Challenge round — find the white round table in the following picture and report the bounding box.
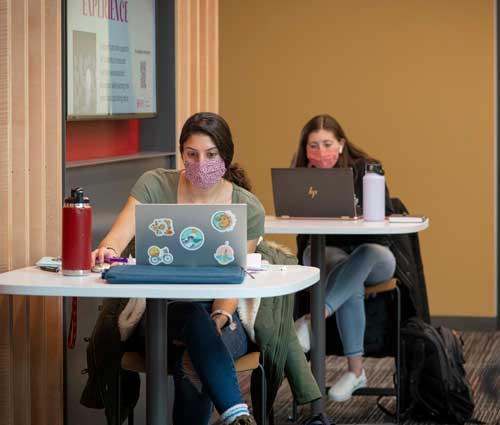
[265,216,430,414]
[265,215,429,235]
[0,265,319,298]
[0,264,319,425]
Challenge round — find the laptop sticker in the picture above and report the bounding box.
[148,218,175,237]
[211,210,237,233]
[179,227,205,251]
[147,245,161,265]
[214,241,235,265]
[147,246,174,265]
[160,247,174,264]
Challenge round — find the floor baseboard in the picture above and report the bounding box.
[431,316,497,331]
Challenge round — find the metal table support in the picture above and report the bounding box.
[146,299,169,425]
[310,234,326,415]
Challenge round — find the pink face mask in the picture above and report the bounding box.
[306,148,340,168]
[184,156,227,189]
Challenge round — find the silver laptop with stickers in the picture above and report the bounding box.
[135,204,247,268]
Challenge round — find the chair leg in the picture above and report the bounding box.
[288,398,298,422]
[258,363,268,425]
[395,286,401,424]
[115,369,121,425]
[117,367,135,425]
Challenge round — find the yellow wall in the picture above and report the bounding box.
[220,0,495,317]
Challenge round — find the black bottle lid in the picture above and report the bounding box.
[365,163,385,175]
[65,187,85,204]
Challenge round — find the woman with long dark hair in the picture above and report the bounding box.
[293,114,396,402]
[92,112,264,425]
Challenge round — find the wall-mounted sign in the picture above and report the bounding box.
[66,0,157,120]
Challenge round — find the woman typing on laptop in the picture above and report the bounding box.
[292,114,396,402]
[90,112,264,425]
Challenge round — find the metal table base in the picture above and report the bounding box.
[146,299,169,425]
[310,234,327,415]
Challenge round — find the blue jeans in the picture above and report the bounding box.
[134,301,248,425]
[303,243,396,357]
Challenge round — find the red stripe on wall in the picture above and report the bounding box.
[66,120,139,162]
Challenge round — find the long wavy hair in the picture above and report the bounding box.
[179,112,252,191]
[292,114,379,178]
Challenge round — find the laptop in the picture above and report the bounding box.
[135,204,247,267]
[271,168,359,219]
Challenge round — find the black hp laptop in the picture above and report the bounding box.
[271,168,359,219]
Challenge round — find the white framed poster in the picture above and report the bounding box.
[66,0,157,119]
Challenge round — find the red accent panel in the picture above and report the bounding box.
[66,120,140,162]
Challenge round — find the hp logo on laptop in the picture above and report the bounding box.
[308,186,318,200]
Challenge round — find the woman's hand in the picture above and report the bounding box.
[91,196,138,267]
[91,247,117,267]
[212,314,229,336]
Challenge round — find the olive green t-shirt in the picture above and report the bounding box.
[130,169,265,241]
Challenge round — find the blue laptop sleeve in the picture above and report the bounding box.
[103,265,246,285]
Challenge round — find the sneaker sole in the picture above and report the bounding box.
[327,379,367,402]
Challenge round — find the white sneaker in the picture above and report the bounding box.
[294,316,312,353]
[328,370,367,402]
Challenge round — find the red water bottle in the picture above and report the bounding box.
[62,187,92,276]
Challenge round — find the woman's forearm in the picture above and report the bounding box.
[212,298,238,315]
[97,236,126,255]
[96,196,138,254]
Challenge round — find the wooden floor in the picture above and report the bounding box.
[219,331,500,425]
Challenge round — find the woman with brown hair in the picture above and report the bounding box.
[293,114,396,402]
[92,112,264,425]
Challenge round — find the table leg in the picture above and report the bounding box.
[310,234,326,415]
[146,299,168,425]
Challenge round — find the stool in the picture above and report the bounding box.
[289,278,401,423]
[118,351,267,425]
[352,278,401,423]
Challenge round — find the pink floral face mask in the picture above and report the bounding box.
[184,156,226,189]
[306,148,339,168]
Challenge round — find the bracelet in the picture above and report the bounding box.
[210,309,233,325]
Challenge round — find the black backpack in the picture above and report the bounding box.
[399,317,475,424]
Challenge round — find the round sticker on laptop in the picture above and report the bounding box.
[147,246,174,265]
[179,227,205,251]
[214,241,235,265]
[211,210,237,233]
[148,218,175,237]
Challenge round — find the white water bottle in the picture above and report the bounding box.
[363,163,385,221]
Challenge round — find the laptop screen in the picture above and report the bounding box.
[271,168,357,218]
